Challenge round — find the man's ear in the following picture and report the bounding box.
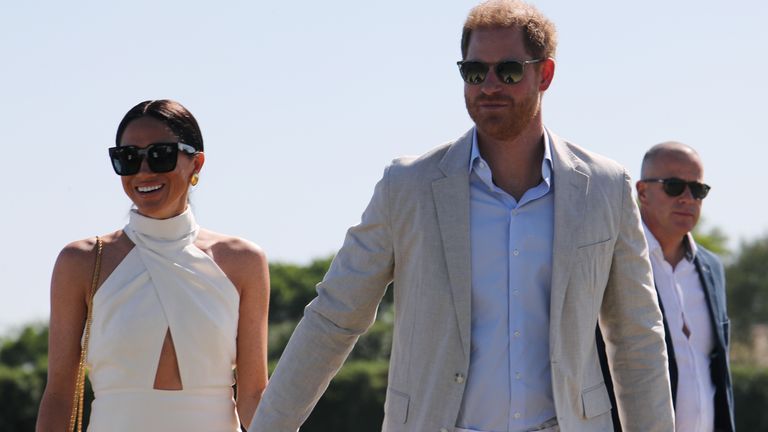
[538,58,555,91]
[636,180,648,204]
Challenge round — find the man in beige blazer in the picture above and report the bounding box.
[252,1,674,431]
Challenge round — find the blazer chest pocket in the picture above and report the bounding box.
[575,238,613,262]
[574,237,613,294]
[581,381,611,419]
[384,388,410,424]
[576,237,612,250]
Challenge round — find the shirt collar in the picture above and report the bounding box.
[642,222,697,262]
[468,127,554,187]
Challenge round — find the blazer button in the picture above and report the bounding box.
[454,373,465,384]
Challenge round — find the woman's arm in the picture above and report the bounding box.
[36,239,96,432]
[217,238,270,430]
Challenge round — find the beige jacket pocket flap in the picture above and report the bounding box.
[384,388,410,424]
[581,382,611,419]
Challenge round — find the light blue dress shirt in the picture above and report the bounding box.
[456,129,556,432]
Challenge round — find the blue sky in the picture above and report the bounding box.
[1,0,766,331]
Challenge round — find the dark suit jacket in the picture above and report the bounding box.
[597,244,735,431]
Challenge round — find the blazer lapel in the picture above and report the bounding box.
[431,130,591,358]
[432,130,473,359]
[654,284,678,405]
[548,132,590,346]
[695,255,726,348]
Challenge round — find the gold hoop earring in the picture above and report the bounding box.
[190,172,199,186]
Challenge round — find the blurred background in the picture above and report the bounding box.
[1,0,766,429]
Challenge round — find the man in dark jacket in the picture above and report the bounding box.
[599,141,734,431]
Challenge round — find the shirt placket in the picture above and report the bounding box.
[673,265,704,432]
[508,201,522,427]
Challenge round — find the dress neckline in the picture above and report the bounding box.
[126,207,199,250]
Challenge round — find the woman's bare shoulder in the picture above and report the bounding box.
[54,230,130,277]
[197,228,266,263]
[57,237,100,268]
[196,229,268,291]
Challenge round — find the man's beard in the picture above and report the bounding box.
[465,91,540,141]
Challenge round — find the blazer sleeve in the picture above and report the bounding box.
[598,170,675,432]
[250,165,396,432]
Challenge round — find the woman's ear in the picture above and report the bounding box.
[193,152,205,172]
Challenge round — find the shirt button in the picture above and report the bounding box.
[454,373,465,384]
[514,330,521,337]
[514,412,521,419]
[440,428,449,432]
[478,161,486,168]
[512,289,519,296]
[515,372,521,380]
[513,249,520,256]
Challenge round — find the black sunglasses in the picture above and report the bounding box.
[457,58,544,85]
[108,142,198,176]
[641,177,711,200]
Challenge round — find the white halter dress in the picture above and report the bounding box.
[85,209,241,431]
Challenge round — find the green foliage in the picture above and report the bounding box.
[268,306,395,364]
[0,324,49,431]
[348,314,394,362]
[1,323,48,367]
[267,321,301,360]
[303,360,389,431]
[267,256,394,363]
[732,365,768,431]
[263,255,393,430]
[0,364,44,431]
[268,257,333,323]
[692,223,730,256]
[726,236,768,341]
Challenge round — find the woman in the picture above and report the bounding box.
[36,100,269,431]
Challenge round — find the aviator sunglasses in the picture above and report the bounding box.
[108,142,198,176]
[641,177,711,200]
[457,58,544,85]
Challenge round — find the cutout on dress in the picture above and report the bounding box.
[153,328,183,390]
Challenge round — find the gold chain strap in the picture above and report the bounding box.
[68,237,103,432]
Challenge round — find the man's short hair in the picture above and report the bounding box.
[461,0,558,60]
[641,141,701,179]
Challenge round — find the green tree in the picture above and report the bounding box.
[0,323,49,430]
[732,365,768,430]
[726,235,768,342]
[692,220,729,256]
[268,257,333,324]
[267,256,394,362]
[263,256,394,431]
[302,360,389,431]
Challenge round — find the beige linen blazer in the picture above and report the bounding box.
[251,130,674,432]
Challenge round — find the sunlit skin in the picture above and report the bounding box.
[463,26,555,200]
[637,149,705,267]
[118,116,204,219]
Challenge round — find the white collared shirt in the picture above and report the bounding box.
[644,224,715,432]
